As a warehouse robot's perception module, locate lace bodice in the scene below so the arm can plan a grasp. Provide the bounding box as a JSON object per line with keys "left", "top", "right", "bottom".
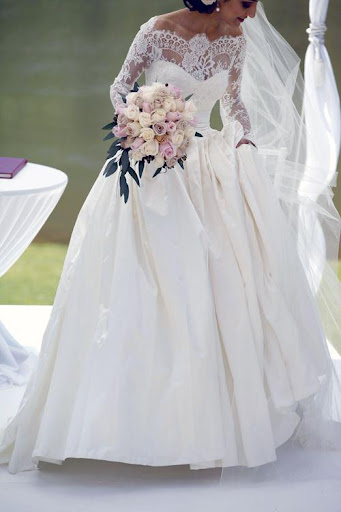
{"left": 110, "top": 16, "right": 251, "bottom": 138}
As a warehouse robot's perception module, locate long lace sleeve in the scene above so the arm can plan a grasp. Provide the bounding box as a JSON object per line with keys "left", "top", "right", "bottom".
{"left": 109, "top": 18, "right": 158, "bottom": 109}
{"left": 219, "top": 37, "right": 252, "bottom": 139}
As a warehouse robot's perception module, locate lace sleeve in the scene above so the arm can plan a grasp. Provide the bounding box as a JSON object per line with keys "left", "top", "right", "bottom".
{"left": 109, "top": 18, "right": 157, "bottom": 109}
{"left": 219, "top": 37, "right": 252, "bottom": 139}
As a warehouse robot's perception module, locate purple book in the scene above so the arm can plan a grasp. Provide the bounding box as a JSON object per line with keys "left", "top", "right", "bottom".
{"left": 0, "top": 157, "right": 28, "bottom": 179}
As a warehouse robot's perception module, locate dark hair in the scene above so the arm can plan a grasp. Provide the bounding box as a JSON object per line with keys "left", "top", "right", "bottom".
{"left": 183, "top": 0, "right": 218, "bottom": 14}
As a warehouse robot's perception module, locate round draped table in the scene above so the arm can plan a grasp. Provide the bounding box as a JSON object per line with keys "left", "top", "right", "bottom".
{"left": 0, "top": 162, "right": 68, "bottom": 386}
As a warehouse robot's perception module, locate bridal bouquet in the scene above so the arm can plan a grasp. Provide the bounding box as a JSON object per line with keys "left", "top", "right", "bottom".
{"left": 102, "top": 81, "right": 202, "bottom": 203}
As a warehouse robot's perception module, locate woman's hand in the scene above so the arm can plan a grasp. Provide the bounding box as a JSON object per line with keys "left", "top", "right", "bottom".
{"left": 236, "top": 138, "right": 257, "bottom": 149}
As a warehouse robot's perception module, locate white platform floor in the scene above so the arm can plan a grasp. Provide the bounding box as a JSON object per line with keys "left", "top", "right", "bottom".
{"left": 0, "top": 305, "right": 341, "bottom": 512}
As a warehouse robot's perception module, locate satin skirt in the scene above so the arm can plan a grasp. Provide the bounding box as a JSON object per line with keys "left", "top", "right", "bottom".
{"left": 0, "top": 121, "right": 330, "bottom": 473}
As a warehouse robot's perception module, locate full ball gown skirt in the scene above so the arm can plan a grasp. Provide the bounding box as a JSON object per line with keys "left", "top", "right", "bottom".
{"left": 0, "top": 120, "right": 329, "bottom": 473}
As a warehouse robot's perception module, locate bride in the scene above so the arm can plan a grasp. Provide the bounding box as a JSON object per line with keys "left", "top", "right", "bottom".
{"left": 1, "top": 0, "right": 341, "bottom": 474}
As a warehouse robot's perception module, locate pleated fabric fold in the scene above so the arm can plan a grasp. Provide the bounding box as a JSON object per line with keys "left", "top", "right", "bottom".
{"left": 0, "top": 121, "right": 335, "bottom": 473}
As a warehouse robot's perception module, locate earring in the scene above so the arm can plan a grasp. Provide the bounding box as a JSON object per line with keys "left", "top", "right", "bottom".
{"left": 216, "top": 0, "right": 220, "bottom": 12}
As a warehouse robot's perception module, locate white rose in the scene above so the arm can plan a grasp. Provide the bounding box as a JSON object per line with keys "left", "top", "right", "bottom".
{"left": 153, "top": 95, "right": 165, "bottom": 109}
{"left": 126, "top": 121, "right": 142, "bottom": 137}
{"left": 126, "top": 103, "right": 140, "bottom": 121}
{"left": 163, "top": 97, "right": 176, "bottom": 112}
{"left": 153, "top": 83, "right": 169, "bottom": 97}
{"left": 176, "top": 119, "right": 189, "bottom": 132}
{"left": 141, "top": 128, "right": 155, "bottom": 141}
{"left": 185, "top": 126, "right": 196, "bottom": 139}
{"left": 142, "top": 89, "right": 155, "bottom": 103}
{"left": 175, "top": 98, "right": 186, "bottom": 112}
{"left": 185, "top": 99, "right": 197, "bottom": 115}
{"left": 151, "top": 108, "right": 167, "bottom": 122}
{"left": 143, "top": 139, "right": 159, "bottom": 156}
{"left": 131, "top": 149, "right": 144, "bottom": 161}
{"left": 180, "top": 136, "right": 190, "bottom": 150}
{"left": 171, "top": 129, "right": 185, "bottom": 147}
{"left": 182, "top": 110, "right": 196, "bottom": 121}
{"left": 139, "top": 112, "right": 152, "bottom": 128}
{"left": 154, "top": 153, "right": 165, "bottom": 168}
{"left": 126, "top": 92, "right": 137, "bottom": 104}
{"left": 134, "top": 92, "right": 144, "bottom": 108}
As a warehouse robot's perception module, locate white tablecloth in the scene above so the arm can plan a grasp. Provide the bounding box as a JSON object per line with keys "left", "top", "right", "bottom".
{"left": 0, "top": 161, "right": 67, "bottom": 387}
{"left": 0, "top": 162, "right": 68, "bottom": 277}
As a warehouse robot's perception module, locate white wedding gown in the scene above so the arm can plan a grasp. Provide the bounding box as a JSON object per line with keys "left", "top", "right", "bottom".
{"left": 0, "top": 15, "right": 338, "bottom": 473}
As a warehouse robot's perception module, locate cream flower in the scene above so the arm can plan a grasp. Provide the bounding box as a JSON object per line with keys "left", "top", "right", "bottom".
{"left": 171, "top": 129, "right": 185, "bottom": 147}
{"left": 153, "top": 83, "right": 169, "bottom": 97}
{"left": 126, "top": 103, "right": 140, "bottom": 121}
{"left": 141, "top": 89, "right": 155, "bottom": 104}
{"left": 143, "top": 139, "right": 159, "bottom": 156}
{"left": 140, "top": 128, "right": 155, "bottom": 142}
{"left": 163, "top": 97, "right": 176, "bottom": 112}
{"left": 185, "top": 126, "right": 196, "bottom": 139}
{"left": 131, "top": 149, "right": 144, "bottom": 161}
{"left": 176, "top": 119, "right": 189, "bottom": 132}
{"left": 185, "top": 99, "right": 197, "bottom": 114}
{"left": 134, "top": 92, "right": 144, "bottom": 108}
{"left": 126, "top": 92, "right": 137, "bottom": 104}
{"left": 126, "top": 121, "right": 142, "bottom": 137}
{"left": 151, "top": 108, "right": 167, "bottom": 123}
{"left": 175, "top": 98, "right": 186, "bottom": 112}
{"left": 139, "top": 112, "right": 152, "bottom": 128}
{"left": 153, "top": 96, "right": 165, "bottom": 109}
{"left": 155, "top": 153, "right": 165, "bottom": 168}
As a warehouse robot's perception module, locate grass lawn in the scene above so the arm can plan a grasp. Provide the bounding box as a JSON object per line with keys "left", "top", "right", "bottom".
{"left": 0, "top": 243, "right": 340, "bottom": 305}
{"left": 0, "top": 243, "right": 68, "bottom": 305}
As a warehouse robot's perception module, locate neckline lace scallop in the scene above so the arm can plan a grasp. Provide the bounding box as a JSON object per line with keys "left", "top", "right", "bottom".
{"left": 150, "top": 15, "right": 246, "bottom": 46}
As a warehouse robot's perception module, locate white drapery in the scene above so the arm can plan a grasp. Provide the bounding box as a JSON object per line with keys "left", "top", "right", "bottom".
{"left": 304, "top": 0, "right": 340, "bottom": 183}
{"left": 297, "top": 0, "right": 341, "bottom": 356}
{"left": 300, "top": 0, "right": 340, "bottom": 264}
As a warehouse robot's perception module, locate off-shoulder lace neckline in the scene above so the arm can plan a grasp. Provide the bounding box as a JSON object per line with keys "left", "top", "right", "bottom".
{"left": 149, "top": 15, "right": 245, "bottom": 45}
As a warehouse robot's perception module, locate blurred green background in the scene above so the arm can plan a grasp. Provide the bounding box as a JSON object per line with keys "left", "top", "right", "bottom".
{"left": 0, "top": 0, "right": 340, "bottom": 304}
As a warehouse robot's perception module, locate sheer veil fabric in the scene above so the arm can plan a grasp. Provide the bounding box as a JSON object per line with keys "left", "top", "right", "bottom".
{"left": 219, "top": 2, "right": 341, "bottom": 483}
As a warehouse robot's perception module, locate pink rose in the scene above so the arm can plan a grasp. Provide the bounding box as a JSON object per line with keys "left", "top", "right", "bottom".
{"left": 131, "top": 137, "right": 145, "bottom": 150}
{"left": 176, "top": 148, "right": 185, "bottom": 159}
{"left": 117, "top": 112, "right": 128, "bottom": 125}
{"left": 142, "top": 101, "right": 152, "bottom": 113}
{"left": 166, "top": 111, "right": 181, "bottom": 122}
{"left": 166, "top": 156, "right": 178, "bottom": 168}
{"left": 153, "top": 122, "right": 167, "bottom": 136}
{"left": 166, "top": 121, "right": 177, "bottom": 133}
{"left": 159, "top": 141, "right": 176, "bottom": 160}
{"left": 167, "top": 84, "right": 181, "bottom": 99}
{"left": 112, "top": 124, "right": 127, "bottom": 137}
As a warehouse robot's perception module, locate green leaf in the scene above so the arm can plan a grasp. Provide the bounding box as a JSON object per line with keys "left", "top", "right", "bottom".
{"left": 185, "top": 93, "right": 193, "bottom": 101}
{"left": 138, "top": 160, "right": 144, "bottom": 178}
{"left": 107, "top": 143, "right": 121, "bottom": 158}
{"left": 103, "top": 159, "right": 118, "bottom": 177}
{"left": 119, "top": 93, "right": 127, "bottom": 103}
{"left": 178, "top": 159, "right": 184, "bottom": 170}
{"left": 103, "top": 131, "right": 115, "bottom": 141}
{"left": 102, "top": 121, "right": 116, "bottom": 130}
{"left": 121, "top": 149, "right": 130, "bottom": 173}
{"left": 152, "top": 167, "right": 163, "bottom": 178}
{"left": 132, "top": 81, "right": 139, "bottom": 92}
{"left": 195, "top": 132, "right": 203, "bottom": 137}
{"left": 127, "top": 166, "right": 140, "bottom": 186}
{"left": 120, "top": 173, "right": 129, "bottom": 203}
